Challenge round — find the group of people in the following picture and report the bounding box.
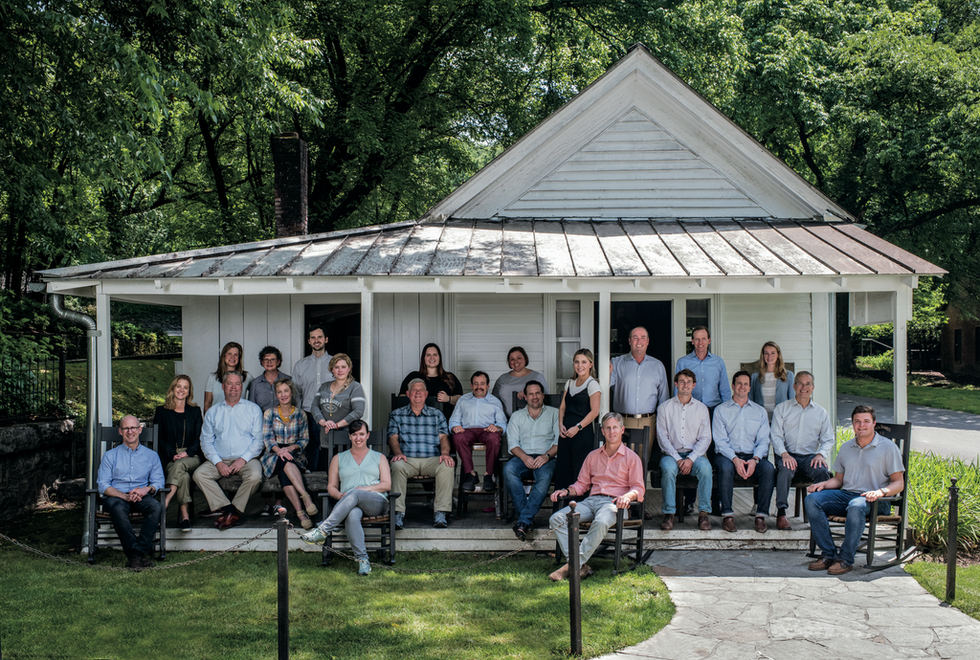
[96,323,904,578]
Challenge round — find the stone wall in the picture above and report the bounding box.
[0,420,74,521]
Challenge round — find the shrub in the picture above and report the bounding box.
[856,350,894,373]
[907,452,980,553]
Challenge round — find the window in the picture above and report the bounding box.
[556,300,581,382]
[685,299,710,354]
[954,328,963,363]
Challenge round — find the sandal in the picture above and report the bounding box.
[300,494,319,516]
[297,511,313,529]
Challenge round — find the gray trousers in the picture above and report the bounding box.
[316,489,389,561]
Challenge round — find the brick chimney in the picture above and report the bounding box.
[271,132,308,237]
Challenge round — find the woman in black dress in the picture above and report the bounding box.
[555,348,601,489]
[153,375,204,531]
[399,343,463,404]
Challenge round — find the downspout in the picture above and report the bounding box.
[49,293,100,549]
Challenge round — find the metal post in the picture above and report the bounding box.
[946,478,959,602]
[276,506,290,660]
[566,501,582,656]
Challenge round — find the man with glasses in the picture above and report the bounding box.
[771,371,834,530]
[97,415,165,570]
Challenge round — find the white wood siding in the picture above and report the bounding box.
[502,109,768,219]
[453,294,547,395]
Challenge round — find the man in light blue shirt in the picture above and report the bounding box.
[675,326,731,410]
[97,415,165,570]
[771,371,834,530]
[193,371,265,529]
[502,381,559,540]
[712,371,775,533]
[450,371,507,494]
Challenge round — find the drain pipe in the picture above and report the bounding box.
[48,292,101,549]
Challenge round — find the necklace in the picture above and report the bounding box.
[277,405,294,423]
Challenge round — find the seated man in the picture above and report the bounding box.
[192,371,264,529]
[805,405,905,575]
[502,380,559,540]
[97,415,165,570]
[771,371,834,530]
[449,371,507,494]
[388,378,456,529]
[712,370,775,533]
[548,412,644,581]
[657,369,712,531]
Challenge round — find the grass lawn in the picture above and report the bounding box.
[0,508,674,660]
[906,558,980,621]
[837,375,980,415]
[66,358,179,423]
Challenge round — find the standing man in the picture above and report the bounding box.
[548,413,644,581]
[192,372,265,529]
[503,381,559,541]
[388,379,456,529]
[806,405,905,575]
[293,323,333,470]
[771,371,834,530]
[449,371,507,494]
[712,371,775,533]
[609,326,668,517]
[97,416,165,570]
[657,369,713,531]
[675,326,730,515]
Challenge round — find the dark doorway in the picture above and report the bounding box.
[303,304,361,379]
[595,301,673,369]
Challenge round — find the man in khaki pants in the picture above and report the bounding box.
[193,371,264,529]
[609,326,668,518]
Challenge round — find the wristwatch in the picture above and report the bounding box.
[576,423,583,431]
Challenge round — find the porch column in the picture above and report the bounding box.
[95,289,113,425]
[893,288,910,423]
[598,291,611,414]
[361,289,374,428]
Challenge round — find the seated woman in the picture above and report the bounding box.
[203,341,253,412]
[492,345,549,418]
[311,353,366,470]
[153,375,204,531]
[749,341,794,419]
[399,342,462,405]
[260,378,318,528]
[300,420,391,576]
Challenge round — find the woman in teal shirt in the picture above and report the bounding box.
[300,420,390,576]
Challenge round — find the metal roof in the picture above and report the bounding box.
[38,218,945,281]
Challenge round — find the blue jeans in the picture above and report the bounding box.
[103,495,163,558]
[503,456,557,527]
[549,495,618,569]
[660,452,712,514]
[714,452,775,517]
[805,489,890,567]
[316,489,389,561]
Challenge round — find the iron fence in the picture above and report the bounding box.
[0,353,67,425]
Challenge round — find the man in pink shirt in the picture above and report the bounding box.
[548,412,645,581]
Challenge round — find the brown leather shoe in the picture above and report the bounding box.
[776,515,791,530]
[722,516,736,533]
[828,561,853,576]
[660,514,675,531]
[808,557,834,571]
[579,564,595,580]
[215,512,241,530]
[754,516,768,533]
[549,564,571,581]
[698,512,711,531]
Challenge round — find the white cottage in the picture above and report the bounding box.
[39,44,944,438]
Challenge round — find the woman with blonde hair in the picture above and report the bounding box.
[203,341,253,411]
[555,348,601,489]
[749,341,794,418]
[260,378,318,528]
[153,375,204,531]
[311,353,366,470]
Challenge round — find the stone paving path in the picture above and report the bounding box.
[594,550,980,660]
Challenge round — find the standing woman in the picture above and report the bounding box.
[312,353,366,470]
[749,341,794,419]
[398,343,463,405]
[260,378,318,528]
[491,346,550,418]
[300,420,391,576]
[203,342,253,412]
[153,375,203,531]
[555,349,601,489]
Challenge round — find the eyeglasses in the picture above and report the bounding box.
[121,427,141,433]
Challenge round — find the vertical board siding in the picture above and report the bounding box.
[453,294,546,393]
[183,298,219,406]
[719,294,812,378]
